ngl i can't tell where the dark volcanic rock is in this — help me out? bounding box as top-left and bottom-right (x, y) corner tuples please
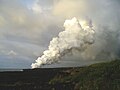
(0, 67), (77, 90)
(0, 60), (120, 90)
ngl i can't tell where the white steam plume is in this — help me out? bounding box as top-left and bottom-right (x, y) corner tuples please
(31, 17), (95, 68)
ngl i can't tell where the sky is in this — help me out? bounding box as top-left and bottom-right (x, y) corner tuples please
(0, 0), (120, 69)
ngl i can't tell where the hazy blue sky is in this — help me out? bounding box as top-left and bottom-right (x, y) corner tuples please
(0, 0), (120, 68)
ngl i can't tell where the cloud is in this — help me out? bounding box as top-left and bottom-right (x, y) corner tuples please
(30, 0), (43, 14)
(0, 0), (60, 40)
(53, 0), (87, 18)
(7, 50), (17, 56)
(0, 0), (63, 68)
(0, 15), (6, 27)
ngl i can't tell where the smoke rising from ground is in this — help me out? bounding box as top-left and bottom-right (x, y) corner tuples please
(52, 0), (120, 63)
(31, 17), (95, 68)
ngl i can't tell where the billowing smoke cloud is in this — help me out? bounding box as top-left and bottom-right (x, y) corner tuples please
(52, 0), (120, 64)
(31, 17), (95, 68)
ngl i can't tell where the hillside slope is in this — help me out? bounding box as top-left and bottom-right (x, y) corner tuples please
(50, 60), (120, 90)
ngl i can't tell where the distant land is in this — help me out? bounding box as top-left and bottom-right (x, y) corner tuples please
(0, 59), (120, 90)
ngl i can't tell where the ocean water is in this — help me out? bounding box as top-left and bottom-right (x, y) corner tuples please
(0, 68), (23, 72)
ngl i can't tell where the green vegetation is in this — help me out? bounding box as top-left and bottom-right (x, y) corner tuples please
(49, 60), (120, 90)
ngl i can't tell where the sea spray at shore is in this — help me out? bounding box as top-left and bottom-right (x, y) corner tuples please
(31, 17), (95, 68)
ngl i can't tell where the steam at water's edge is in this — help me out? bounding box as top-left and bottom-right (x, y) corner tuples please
(31, 17), (95, 68)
